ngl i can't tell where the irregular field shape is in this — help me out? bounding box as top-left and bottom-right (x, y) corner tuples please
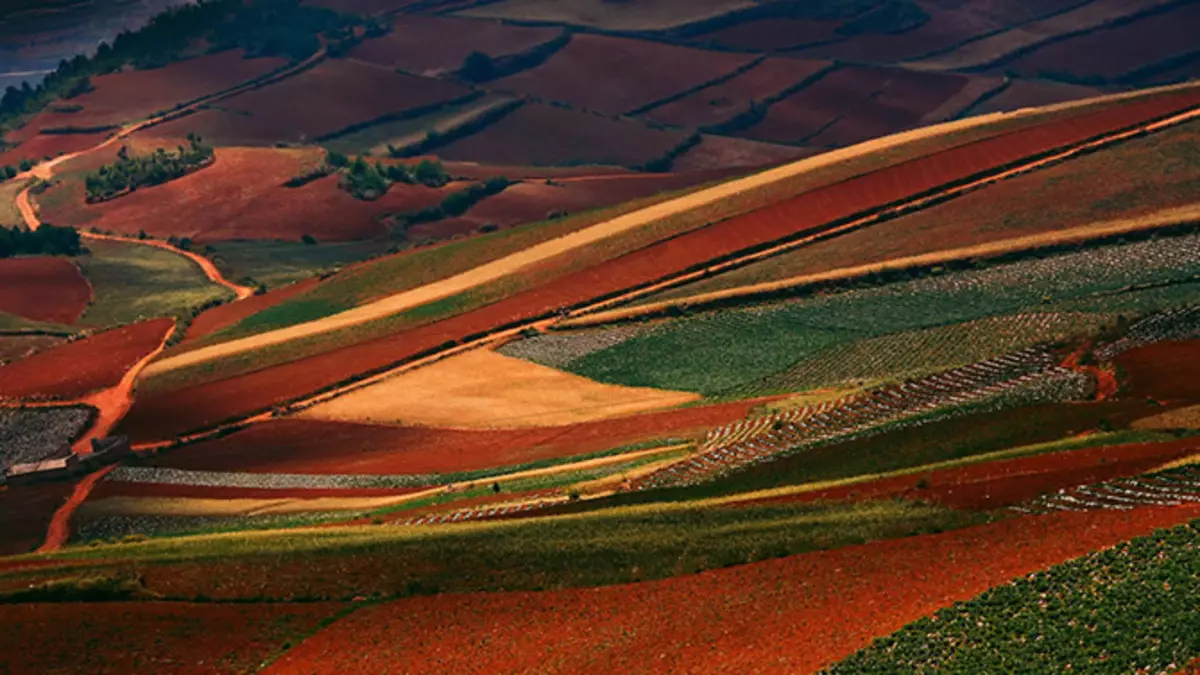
(1117, 340), (1200, 401)
(266, 506), (1200, 674)
(180, 278), (321, 346)
(967, 79), (1107, 114)
(300, 348), (700, 428)
(0, 318), (172, 400)
(643, 58), (831, 129)
(693, 17), (847, 51)
(670, 134), (816, 172)
(0, 602), (345, 675)
(59, 147), (454, 242)
(740, 66), (904, 144)
(0, 256), (90, 324)
(455, 0), (757, 31)
(0, 406), (91, 472)
(0, 335), (66, 364)
(796, 8), (1003, 63)
(437, 102), (686, 167)
(492, 34), (756, 116)
(142, 59), (471, 145)
(5, 50), (287, 142)
(118, 90), (1200, 438)
(0, 481), (73, 555)
(146, 400), (760, 475)
(805, 69), (972, 147)
(349, 14), (562, 75)
(0, 131), (110, 167)
(1003, 2), (1200, 81)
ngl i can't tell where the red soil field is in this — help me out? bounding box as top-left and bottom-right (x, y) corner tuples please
(49, 147), (455, 242)
(643, 58), (831, 129)
(350, 14), (563, 75)
(671, 134), (816, 172)
(118, 89), (1200, 439)
(0, 130), (109, 167)
(1002, 3), (1200, 81)
(0, 602), (345, 675)
(1117, 340), (1200, 401)
(922, 0), (1095, 25)
(969, 79), (1107, 115)
(307, 0), (475, 13)
(0, 481), (73, 555)
(743, 66), (969, 146)
(437, 102), (687, 168)
(267, 505), (1200, 674)
(0, 335), (66, 365)
(0, 256), (90, 324)
(795, 8), (1003, 63)
(145, 400), (761, 475)
(141, 59), (471, 146)
(6, 51), (287, 144)
(741, 437), (1200, 511)
(88, 481), (428, 501)
(692, 17), (846, 51)
(0, 318), (172, 400)
(180, 278), (321, 346)
(493, 34), (756, 116)
(441, 162), (632, 180)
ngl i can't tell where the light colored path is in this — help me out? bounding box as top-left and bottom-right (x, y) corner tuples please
(139, 83), (1200, 378)
(36, 465), (115, 553)
(299, 348), (700, 428)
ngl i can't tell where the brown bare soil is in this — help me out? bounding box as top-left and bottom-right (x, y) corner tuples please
(0, 481), (73, 555)
(0, 256), (90, 324)
(350, 14), (563, 76)
(266, 505), (1200, 674)
(0, 131), (110, 167)
(671, 135), (816, 172)
(493, 34), (756, 116)
(146, 400), (759, 475)
(90, 481), (428, 501)
(969, 79), (1108, 115)
(692, 17), (846, 51)
(0, 334), (67, 365)
(0, 602), (345, 675)
(455, 0), (756, 31)
(301, 348), (699, 428)
(140, 59), (471, 146)
(0, 318), (173, 400)
(1117, 340), (1200, 401)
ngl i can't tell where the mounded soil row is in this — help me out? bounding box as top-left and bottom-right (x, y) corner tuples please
(146, 399), (761, 475)
(0, 256), (91, 324)
(119, 89), (1200, 439)
(0, 318), (174, 401)
(266, 505), (1200, 674)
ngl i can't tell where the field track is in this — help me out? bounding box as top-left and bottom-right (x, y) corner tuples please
(140, 85), (1200, 380)
(36, 464), (114, 553)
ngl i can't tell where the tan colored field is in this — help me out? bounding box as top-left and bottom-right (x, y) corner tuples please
(909, 0), (1180, 71)
(299, 348), (699, 428)
(456, 0), (755, 31)
(1133, 404), (1200, 431)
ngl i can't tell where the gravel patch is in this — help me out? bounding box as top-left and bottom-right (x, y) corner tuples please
(74, 512), (350, 543)
(498, 325), (646, 369)
(0, 407), (92, 473)
(106, 466), (439, 490)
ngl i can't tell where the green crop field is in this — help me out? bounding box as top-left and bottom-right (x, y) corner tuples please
(77, 239), (231, 327)
(830, 519), (1200, 673)
(207, 240), (393, 290)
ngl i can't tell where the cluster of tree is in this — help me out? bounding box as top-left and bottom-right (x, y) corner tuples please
(387, 99), (525, 159)
(457, 32), (570, 84)
(0, 224), (82, 258)
(395, 177), (513, 227)
(0, 161), (33, 180)
(84, 134), (214, 202)
(1, 0), (362, 134)
(334, 153), (453, 201)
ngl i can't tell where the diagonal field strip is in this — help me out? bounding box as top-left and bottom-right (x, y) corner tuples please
(139, 83), (1200, 378)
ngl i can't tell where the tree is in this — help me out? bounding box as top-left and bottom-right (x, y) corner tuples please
(460, 51), (497, 83)
(326, 150), (349, 168)
(301, 234), (317, 245)
(412, 159), (449, 187)
(18, 158), (32, 172)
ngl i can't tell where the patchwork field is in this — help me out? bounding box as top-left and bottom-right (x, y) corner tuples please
(492, 34), (757, 116)
(670, 134), (814, 171)
(455, 0), (757, 31)
(349, 14), (563, 76)
(691, 17), (847, 52)
(966, 79), (1107, 115)
(141, 59), (472, 146)
(0, 256), (90, 324)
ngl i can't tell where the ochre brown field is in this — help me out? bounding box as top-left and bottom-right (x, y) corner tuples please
(0, 256), (90, 324)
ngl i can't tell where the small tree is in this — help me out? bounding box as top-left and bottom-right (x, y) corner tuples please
(18, 158), (33, 172)
(301, 234), (317, 245)
(326, 150), (349, 168)
(460, 51), (497, 83)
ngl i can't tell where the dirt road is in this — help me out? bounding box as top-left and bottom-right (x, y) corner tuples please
(36, 465), (115, 553)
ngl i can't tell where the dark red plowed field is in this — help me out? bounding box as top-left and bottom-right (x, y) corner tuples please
(0, 257), (90, 324)
(493, 34), (756, 116)
(145, 400), (761, 474)
(350, 14), (563, 75)
(0, 131), (110, 167)
(967, 79), (1106, 115)
(692, 17), (846, 51)
(671, 134), (816, 172)
(0, 318), (172, 400)
(795, 9), (1002, 63)
(1117, 340), (1200, 401)
(89, 481), (428, 501)
(118, 90), (1200, 439)
(0, 481), (73, 555)
(267, 505), (1200, 674)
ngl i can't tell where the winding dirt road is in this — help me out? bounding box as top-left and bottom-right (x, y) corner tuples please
(35, 465), (115, 553)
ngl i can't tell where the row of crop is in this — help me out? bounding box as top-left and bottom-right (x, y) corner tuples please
(1095, 305), (1200, 361)
(105, 466), (437, 490)
(0, 406), (92, 474)
(1015, 465), (1200, 514)
(401, 495), (572, 527)
(633, 347), (1092, 489)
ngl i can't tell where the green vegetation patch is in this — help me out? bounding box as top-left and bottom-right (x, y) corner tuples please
(78, 239), (230, 326)
(829, 519), (1200, 673)
(84, 136), (213, 202)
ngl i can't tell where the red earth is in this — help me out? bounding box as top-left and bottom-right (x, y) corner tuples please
(143, 399), (763, 474)
(0, 602), (346, 675)
(0, 131), (110, 168)
(494, 33), (757, 116)
(671, 134), (816, 172)
(47, 147), (457, 242)
(118, 90), (1200, 439)
(141, 59), (472, 146)
(5, 50), (287, 144)
(0, 318), (173, 400)
(0, 335), (67, 365)
(0, 481), (73, 555)
(350, 14), (563, 75)
(179, 278), (321, 346)
(265, 505), (1200, 674)
(643, 58), (832, 129)
(437, 102), (688, 168)
(1003, 2), (1200, 81)
(0, 256), (91, 324)
(692, 17), (847, 51)
(795, 8), (1003, 63)
(968, 79), (1107, 115)
(1116, 340), (1200, 401)
(88, 481), (430, 501)
(737, 437), (1200, 511)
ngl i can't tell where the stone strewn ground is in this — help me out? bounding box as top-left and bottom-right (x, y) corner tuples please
(0, 407), (92, 472)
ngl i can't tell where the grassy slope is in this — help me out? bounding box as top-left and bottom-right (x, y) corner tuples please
(77, 239), (231, 327)
(829, 519), (1200, 673)
(207, 240), (394, 290)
